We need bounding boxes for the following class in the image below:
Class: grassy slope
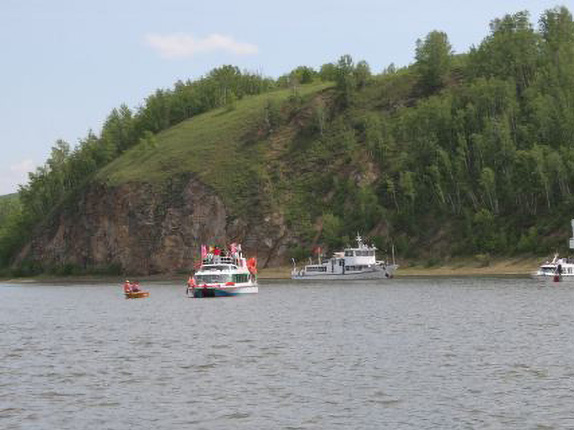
[99,83,332,216]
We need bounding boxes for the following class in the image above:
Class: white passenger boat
[534,219,574,280]
[187,245,258,297]
[291,235,398,280]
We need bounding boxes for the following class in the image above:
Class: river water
[1,277,574,429]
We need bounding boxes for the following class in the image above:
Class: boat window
[306,266,327,272]
[345,265,369,271]
[232,273,249,283]
[195,274,232,284]
[345,251,354,257]
[355,250,370,257]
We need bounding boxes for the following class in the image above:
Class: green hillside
[4,6,574,274]
[99,82,332,217]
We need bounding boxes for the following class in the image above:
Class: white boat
[291,234,398,280]
[187,245,258,297]
[534,219,574,280]
[535,254,574,279]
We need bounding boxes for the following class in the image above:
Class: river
[1,277,574,429]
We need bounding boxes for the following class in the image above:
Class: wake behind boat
[187,243,258,298]
[291,234,398,280]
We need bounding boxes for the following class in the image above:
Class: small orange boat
[123,281,149,299]
[125,291,150,299]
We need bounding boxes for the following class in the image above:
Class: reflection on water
[2,277,574,429]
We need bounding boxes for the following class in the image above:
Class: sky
[0,0,570,195]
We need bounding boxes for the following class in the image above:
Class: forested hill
[2,6,574,275]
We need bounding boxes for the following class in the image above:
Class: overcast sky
[0,0,569,195]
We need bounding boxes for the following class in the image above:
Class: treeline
[0,195,21,268]
[315,6,574,257]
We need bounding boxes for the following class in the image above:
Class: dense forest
[2,6,574,274]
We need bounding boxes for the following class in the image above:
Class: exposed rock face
[15,175,290,275]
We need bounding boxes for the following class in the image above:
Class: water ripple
[2,278,574,428]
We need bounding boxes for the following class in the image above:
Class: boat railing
[202,256,238,265]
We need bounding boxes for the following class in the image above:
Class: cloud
[145,33,259,59]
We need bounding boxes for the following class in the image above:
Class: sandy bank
[259,257,543,279]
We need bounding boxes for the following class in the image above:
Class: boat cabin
[300,235,383,275]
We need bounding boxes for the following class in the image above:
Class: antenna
[570,219,574,250]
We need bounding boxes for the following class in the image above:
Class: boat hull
[125,291,150,299]
[533,272,574,280]
[188,285,258,298]
[292,265,398,280]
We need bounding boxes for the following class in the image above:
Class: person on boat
[123,280,132,293]
[247,257,257,281]
[131,282,141,292]
[229,243,238,262]
[205,246,213,263]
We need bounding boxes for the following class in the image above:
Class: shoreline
[0,257,544,283]
[262,256,542,279]
[395,257,540,278]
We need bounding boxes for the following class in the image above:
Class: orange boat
[123,281,149,299]
[125,291,150,299]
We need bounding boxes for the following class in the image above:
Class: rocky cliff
[15,175,290,275]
